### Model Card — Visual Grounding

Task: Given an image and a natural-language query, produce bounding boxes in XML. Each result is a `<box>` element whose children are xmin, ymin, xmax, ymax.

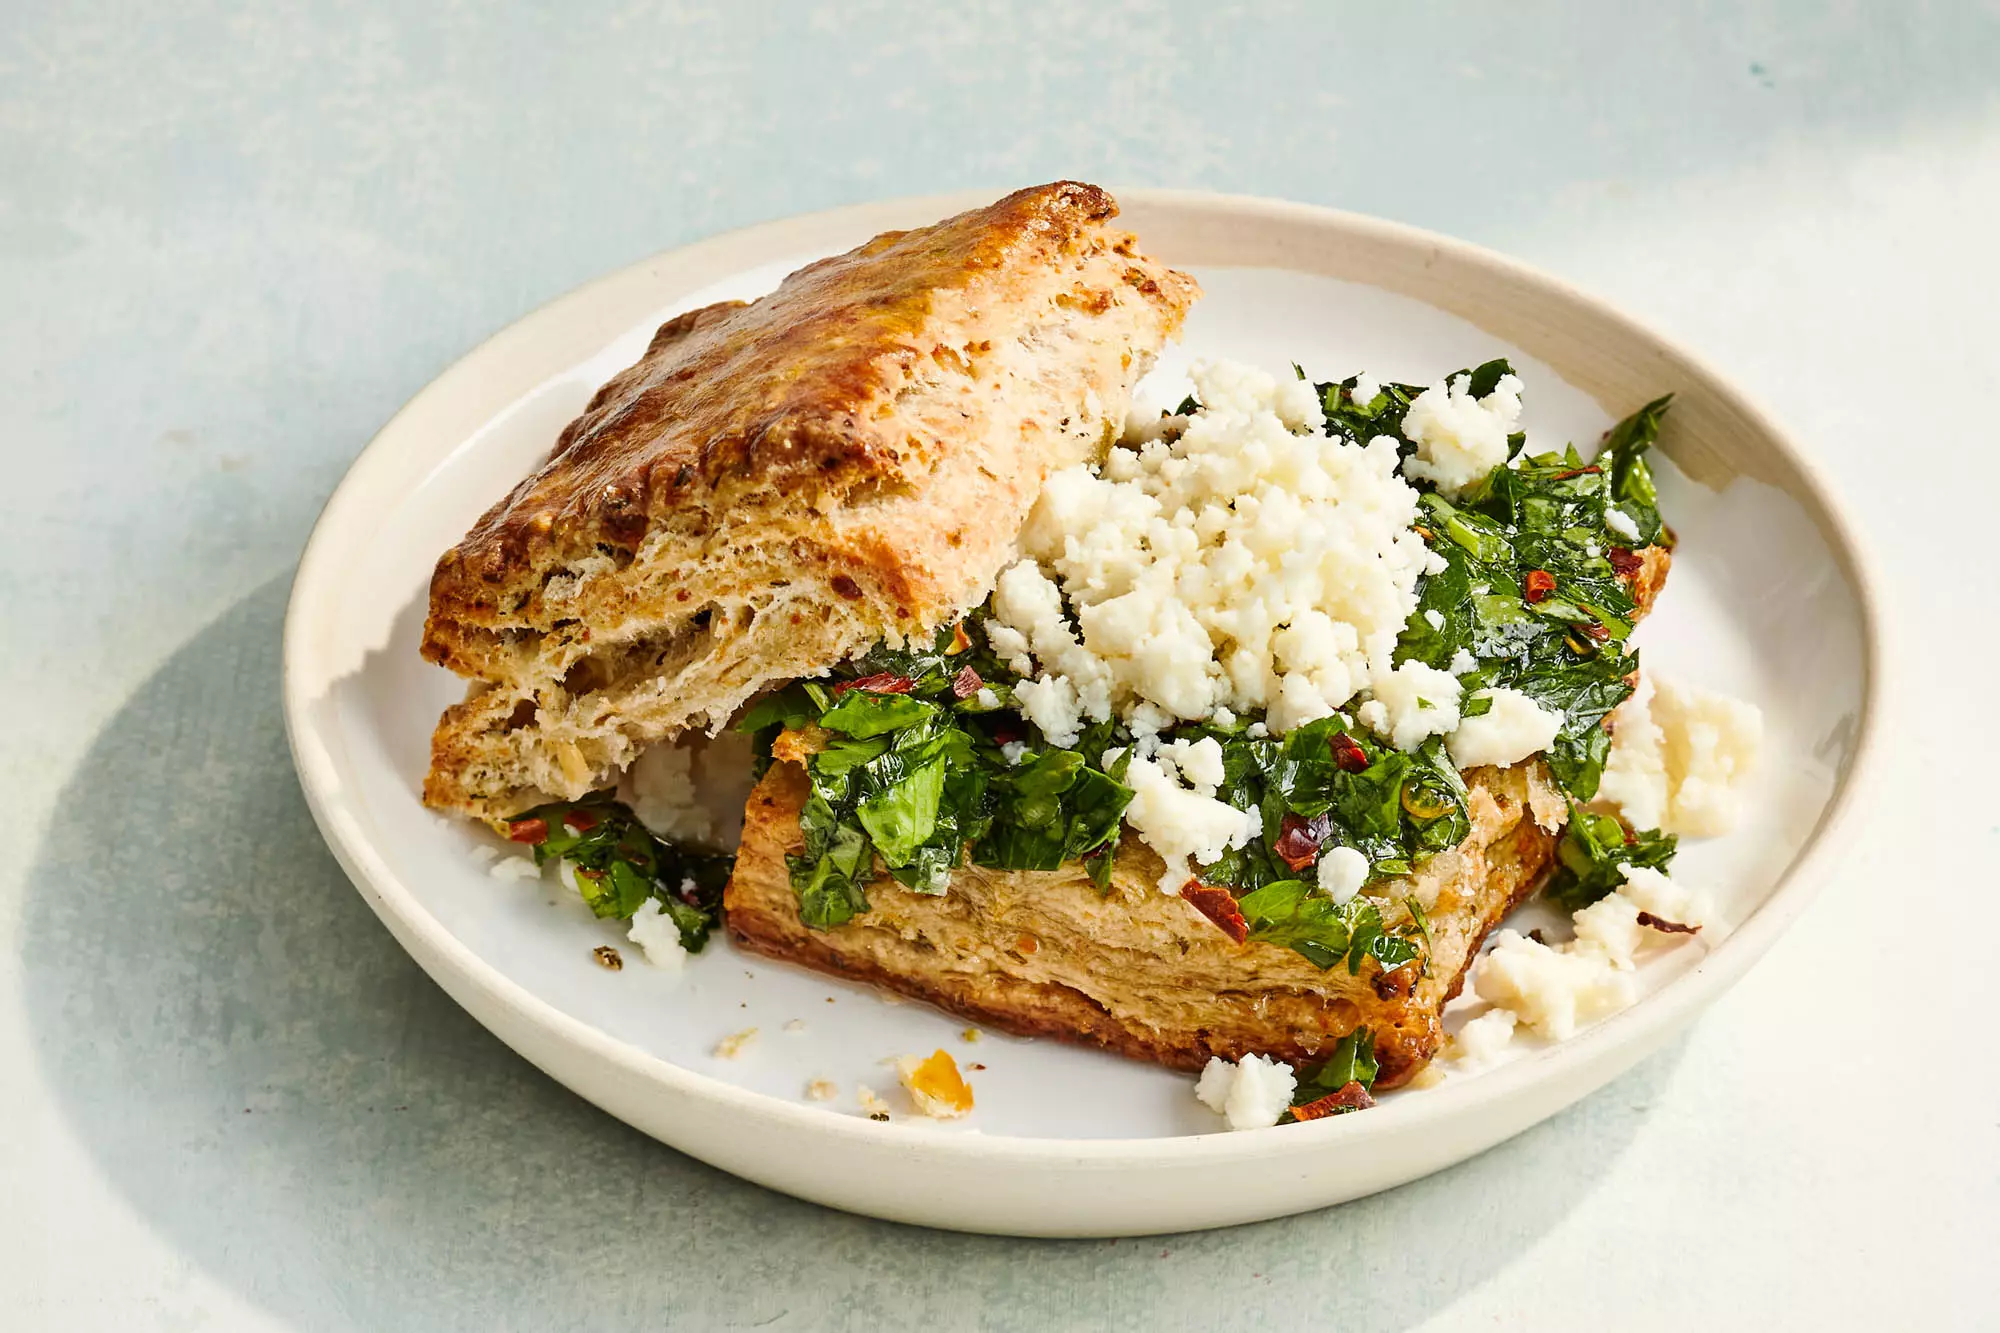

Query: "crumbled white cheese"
<box><xmin>1618</xmin><ymin>863</ymin><xmax>1715</xmax><ymax>929</ymax></box>
<box><xmin>999</xmin><ymin>740</ymin><xmax>1030</xmax><ymax>766</ymax></box>
<box><xmin>973</xmin><ymin>687</ymin><xmax>1000</xmax><ymax>709</ymax></box>
<box><xmin>1124</xmin><ymin>751</ymin><xmax>1260</xmax><ymax>893</ymax></box>
<box><xmin>1604</xmin><ymin>507</ymin><xmax>1641</xmax><ymax>542</ymax></box>
<box><xmin>1447</xmin><ymin>1008</ymin><xmax>1519</xmax><ymax>1068</ymax></box>
<box><xmin>625</xmin><ymin>899</ymin><xmax>687</xmax><ymax>972</ymax></box>
<box><xmin>1400</xmin><ymin>371</ymin><xmax>1525</xmax><ymax>495</ymax></box>
<box><xmin>1349</xmin><ymin>371</ymin><xmax>1382</xmax><ymax>406</ymax></box>
<box><xmin>489</xmin><ymin>853</ymin><xmax>541</xmax><ymax>882</ymax></box>
<box><xmin>1194</xmin><ymin>1053</ymin><xmax>1298</xmax><ymax>1131</ymax></box>
<box><xmin>1161</xmin><ymin>735</ymin><xmax>1227</xmax><ymax>792</ymax></box>
<box><xmin>1362</xmin><ymin>661</ymin><xmax>1463</xmax><ymax>751</ymax></box>
<box><xmin>1473</xmin><ymin>929</ymin><xmax>1637</xmax><ymax>1041</ymax></box>
<box><xmin>622</xmin><ymin>732</ymin><xmax>753</xmax><ymax>848</ymax></box>
<box><xmin>992</xmin><ymin>359</ymin><xmax>1435</xmax><ymax>743</ymax></box>
<box><xmin>1423</xmin><ymin>608</ymin><xmax>1445</xmax><ymax>631</ymax></box>
<box><xmin>1446</xmin><ymin>687</ymin><xmax>1562</xmax><ymax>769</ymax></box>
<box><xmin>1316</xmin><ymin>845</ymin><xmax>1369</xmax><ymax>903</ymax></box>
<box><xmin>1597</xmin><ymin>675</ymin><xmax>1763</xmax><ymax>836</ymax></box>
<box><xmin>1012</xmin><ymin>672</ymin><xmax>1085</xmax><ymax>749</ymax></box>
<box><xmin>1446</xmin><ymin>647</ymin><xmax>1479</xmax><ymax>677</ymax></box>
<box><xmin>1466</xmin><ymin>865</ymin><xmax>1714</xmax><ymax>1048</ymax></box>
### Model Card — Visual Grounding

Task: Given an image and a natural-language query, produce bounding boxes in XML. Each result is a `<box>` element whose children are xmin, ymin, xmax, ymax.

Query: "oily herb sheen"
<box><xmin>748</xmin><ymin>358</ymin><xmax>1679</xmax><ymax>968</ymax></box>
<box><xmin>506</xmin><ymin>791</ymin><xmax>731</xmax><ymax>950</ymax></box>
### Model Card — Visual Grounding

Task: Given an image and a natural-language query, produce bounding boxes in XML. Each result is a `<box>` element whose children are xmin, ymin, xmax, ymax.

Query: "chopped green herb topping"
<box><xmin>1282</xmin><ymin>1028</ymin><xmax>1381</xmax><ymax>1121</ymax></box>
<box><xmin>1545</xmin><ymin>802</ymin><xmax>1679</xmax><ymax>911</ymax></box>
<box><xmin>508</xmin><ymin>791</ymin><xmax>731</xmax><ymax>951</ymax></box>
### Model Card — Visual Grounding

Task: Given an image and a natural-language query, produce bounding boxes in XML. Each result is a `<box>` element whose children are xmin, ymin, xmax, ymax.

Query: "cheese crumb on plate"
<box><xmin>1194</xmin><ymin>1052</ymin><xmax>1297</xmax><ymax>1130</ymax></box>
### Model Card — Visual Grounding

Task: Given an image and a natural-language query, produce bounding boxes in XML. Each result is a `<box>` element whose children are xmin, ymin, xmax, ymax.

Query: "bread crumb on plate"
<box><xmin>713</xmin><ymin>1027</ymin><xmax>758</xmax><ymax>1059</ymax></box>
<box><xmin>896</xmin><ymin>1049</ymin><xmax>975</xmax><ymax>1119</ymax></box>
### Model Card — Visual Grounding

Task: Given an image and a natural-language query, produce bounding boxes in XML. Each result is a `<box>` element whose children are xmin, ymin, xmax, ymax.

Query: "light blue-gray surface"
<box><xmin>5</xmin><ymin>4</ymin><xmax>1996</xmax><ymax>1329</ymax></box>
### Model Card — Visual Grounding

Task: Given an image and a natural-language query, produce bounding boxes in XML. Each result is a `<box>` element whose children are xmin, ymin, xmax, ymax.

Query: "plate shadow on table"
<box><xmin>21</xmin><ymin>576</ymin><xmax>1687</xmax><ymax>1332</ymax></box>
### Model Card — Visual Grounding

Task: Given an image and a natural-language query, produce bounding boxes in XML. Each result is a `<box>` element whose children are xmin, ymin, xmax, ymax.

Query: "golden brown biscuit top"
<box><xmin>431</xmin><ymin>181</ymin><xmax>1143</xmax><ymax>611</ymax></box>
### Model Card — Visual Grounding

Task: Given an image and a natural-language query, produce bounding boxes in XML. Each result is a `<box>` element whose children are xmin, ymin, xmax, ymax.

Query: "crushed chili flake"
<box><xmin>561</xmin><ymin>808</ymin><xmax>600</xmax><ymax>833</ymax></box>
<box><xmin>1289</xmin><ymin>1081</ymin><xmax>1375</xmax><ymax>1120</ymax></box>
<box><xmin>1553</xmin><ymin>465</ymin><xmax>1603</xmax><ymax>481</ymax></box>
<box><xmin>950</xmin><ymin>664</ymin><xmax>983</xmax><ymax>699</ymax></box>
<box><xmin>833</xmin><ymin>672</ymin><xmax>914</xmax><ymax>696</ymax></box>
<box><xmin>1607</xmin><ymin>545</ymin><xmax>1644</xmax><ymax>577</ymax></box>
<box><xmin>1180</xmin><ymin>881</ymin><xmax>1248</xmax><ymax>944</ymax></box>
<box><xmin>990</xmin><ymin>716</ymin><xmax>1026</xmax><ymax>746</ymax></box>
<box><xmin>947</xmin><ymin>622</ymin><xmax>973</xmax><ymax>655</ymax></box>
<box><xmin>1637</xmin><ymin>911</ymin><xmax>1701</xmax><ymax>935</ymax></box>
<box><xmin>507</xmin><ymin>817</ymin><xmax>548</xmax><ymax>844</ymax></box>
<box><xmin>1523</xmin><ymin>569</ymin><xmax>1557</xmax><ymax>603</ymax></box>
<box><xmin>1272</xmin><ymin>813</ymin><xmax>1325</xmax><ymax>872</ymax></box>
<box><xmin>1330</xmin><ymin>732</ymin><xmax>1370</xmax><ymax>773</ymax></box>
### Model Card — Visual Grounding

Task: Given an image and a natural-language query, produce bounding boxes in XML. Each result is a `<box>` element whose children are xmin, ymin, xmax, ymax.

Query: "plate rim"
<box><xmin>282</xmin><ymin>187</ymin><xmax>1889</xmax><ymax>1168</ymax></box>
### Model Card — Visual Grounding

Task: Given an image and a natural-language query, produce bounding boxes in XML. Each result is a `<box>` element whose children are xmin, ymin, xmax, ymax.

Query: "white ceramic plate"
<box><xmin>283</xmin><ymin>190</ymin><xmax>1883</xmax><ymax>1236</ymax></box>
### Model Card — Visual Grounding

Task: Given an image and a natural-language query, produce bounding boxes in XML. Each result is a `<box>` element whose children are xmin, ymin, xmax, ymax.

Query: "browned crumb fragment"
<box><xmin>896</xmin><ymin>1050</ymin><xmax>975</xmax><ymax>1119</ymax></box>
<box><xmin>805</xmin><ymin>1078</ymin><xmax>838</xmax><ymax>1102</ymax></box>
<box><xmin>961</xmin><ymin>1027</ymin><xmax>982</xmax><ymax>1043</ymax></box>
<box><xmin>713</xmin><ymin>1027</ymin><xmax>758</xmax><ymax>1059</ymax></box>
<box><xmin>857</xmin><ymin>1085</ymin><xmax>893</xmax><ymax>1120</ymax></box>
<box><xmin>592</xmin><ymin>946</ymin><xmax>623</xmax><ymax>971</ymax></box>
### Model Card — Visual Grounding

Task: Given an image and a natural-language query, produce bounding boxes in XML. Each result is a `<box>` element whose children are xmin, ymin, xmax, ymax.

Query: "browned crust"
<box><xmin>423</xmin><ymin>181</ymin><xmax>1184</xmax><ymax>659</ymax></box>
<box><xmin>419</xmin><ymin>181</ymin><xmax>1199</xmax><ymax>818</ymax></box>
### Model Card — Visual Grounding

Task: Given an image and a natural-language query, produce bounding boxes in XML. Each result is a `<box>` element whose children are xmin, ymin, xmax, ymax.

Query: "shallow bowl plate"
<box><xmin>283</xmin><ymin>190</ymin><xmax>1882</xmax><ymax>1236</ymax></box>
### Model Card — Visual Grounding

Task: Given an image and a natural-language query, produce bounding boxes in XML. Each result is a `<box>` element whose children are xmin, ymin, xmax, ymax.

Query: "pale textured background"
<box><xmin>4</xmin><ymin>2</ymin><xmax>1995</xmax><ymax>1329</ymax></box>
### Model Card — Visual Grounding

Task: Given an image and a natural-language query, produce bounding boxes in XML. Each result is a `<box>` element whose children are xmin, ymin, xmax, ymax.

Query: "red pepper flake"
<box><xmin>950</xmin><ymin>665</ymin><xmax>983</xmax><ymax>699</ymax></box>
<box><xmin>1289</xmin><ymin>1081</ymin><xmax>1375</xmax><ymax>1120</ymax></box>
<box><xmin>561</xmin><ymin>808</ymin><xmax>599</xmax><ymax>834</ymax></box>
<box><xmin>1272</xmin><ymin>813</ymin><xmax>1324</xmax><ymax>873</ymax></box>
<box><xmin>1330</xmin><ymin>732</ymin><xmax>1370</xmax><ymax>773</ymax></box>
<box><xmin>507</xmin><ymin>817</ymin><xmax>548</xmax><ymax>844</ymax></box>
<box><xmin>1553</xmin><ymin>465</ymin><xmax>1603</xmax><ymax>481</ymax></box>
<box><xmin>947</xmin><ymin>622</ymin><xmax>973</xmax><ymax>655</ymax></box>
<box><xmin>1580</xmin><ymin>620</ymin><xmax>1611</xmax><ymax>642</ymax></box>
<box><xmin>1637</xmin><ymin>911</ymin><xmax>1701</xmax><ymax>935</ymax></box>
<box><xmin>1179</xmin><ymin>881</ymin><xmax>1248</xmax><ymax>944</ymax></box>
<box><xmin>1607</xmin><ymin>545</ymin><xmax>1644</xmax><ymax>577</ymax></box>
<box><xmin>1523</xmin><ymin>569</ymin><xmax>1557</xmax><ymax>603</ymax></box>
<box><xmin>832</xmin><ymin>672</ymin><xmax>915</xmax><ymax>696</ymax></box>
<box><xmin>990</xmin><ymin>716</ymin><xmax>1026</xmax><ymax>746</ymax></box>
